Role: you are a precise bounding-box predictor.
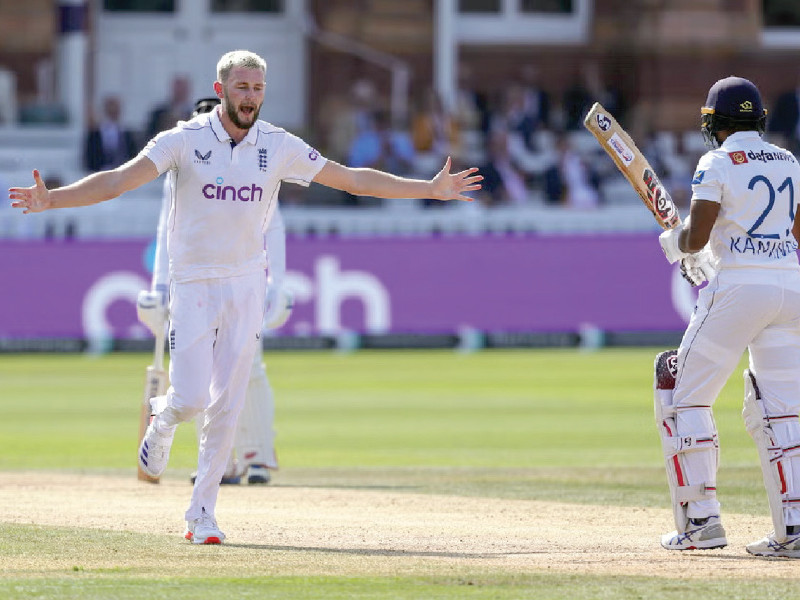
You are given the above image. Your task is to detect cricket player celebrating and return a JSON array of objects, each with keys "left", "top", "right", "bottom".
[
  {"left": 656, "top": 76, "right": 800, "bottom": 557},
  {"left": 9, "top": 50, "right": 482, "bottom": 545},
  {"left": 137, "top": 97, "right": 287, "bottom": 486}
]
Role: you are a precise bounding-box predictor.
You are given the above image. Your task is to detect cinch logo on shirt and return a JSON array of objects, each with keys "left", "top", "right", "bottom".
[
  {"left": 202, "top": 177, "right": 264, "bottom": 202},
  {"left": 728, "top": 151, "right": 748, "bottom": 165}
]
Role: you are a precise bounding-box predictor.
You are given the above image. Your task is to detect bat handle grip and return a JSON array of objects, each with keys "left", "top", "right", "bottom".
[{"left": 153, "top": 329, "right": 166, "bottom": 369}]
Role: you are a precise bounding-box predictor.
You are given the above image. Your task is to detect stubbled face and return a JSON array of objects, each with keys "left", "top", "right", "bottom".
[{"left": 220, "top": 66, "right": 265, "bottom": 130}]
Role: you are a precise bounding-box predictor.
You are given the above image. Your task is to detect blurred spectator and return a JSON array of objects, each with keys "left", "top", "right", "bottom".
[
  {"left": 411, "top": 88, "right": 462, "bottom": 190},
  {"left": 348, "top": 111, "right": 415, "bottom": 175},
  {"left": 84, "top": 95, "right": 138, "bottom": 172},
  {"left": 412, "top": 88, "right": 460, "bottom": 172},
  {"left": 491, "top": 84, "right": 538, "bottom": 151},
  {"left": 145, "top": 75, "right": 192, "bottom": 141},
  {"left": 642, "top": 130, "right": 692, "bottom": 212},
  {"left": 562, "top": 71, "right": 592, "bottom": 131},
  {"left": 519, "top": 64, "right": 551, "bottom": 133},
  {"left": 544, "top": 133, "right": 600, "bottom": 209},
  {"left": 562, "top": 61, "right": 624, "bottom": 130},
  {"left": 768, "top": 77, "right": 800, "bottom": 153},
  {"left": 349, "top": 79, "right": 380, "bottom": 136},
  {"left": 478, "top": 129, "right": 529, "bottom": 207},
  {"left": 454, "top": 62, "right": 483, "bottom": 132},
  {"left": 484, "top": 78, "right": 559, "bottom": 189},
  {"left": 323, "top": 79, "right": 379, "bottom": 164},
  {"left": 346, "top": 111, "right": 415, "bottom": 206},
  {"left": 317, "top": 94, "right": 352, "bottom": 163}
]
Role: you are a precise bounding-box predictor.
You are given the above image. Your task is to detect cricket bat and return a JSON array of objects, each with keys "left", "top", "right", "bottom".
[
  {"left": 138, "top": 328, "right": 167, "bottom": 483},
  {"left": 583, "top": 102, "right": 681, "bottom": 230}
]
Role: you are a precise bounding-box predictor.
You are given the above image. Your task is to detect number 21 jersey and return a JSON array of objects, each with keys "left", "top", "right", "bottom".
[{"left": 692, "top": 130, "right": 800, "bottom": 274}]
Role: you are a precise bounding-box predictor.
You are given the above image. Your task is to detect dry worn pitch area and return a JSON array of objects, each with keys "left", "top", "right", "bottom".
[{"left": 2, "top": 471, "right": 799, "bottom": 578}]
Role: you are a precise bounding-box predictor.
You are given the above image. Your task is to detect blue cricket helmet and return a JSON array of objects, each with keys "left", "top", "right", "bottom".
[{"left": 701, "top": 76, "right": 767, "bottom": 149}]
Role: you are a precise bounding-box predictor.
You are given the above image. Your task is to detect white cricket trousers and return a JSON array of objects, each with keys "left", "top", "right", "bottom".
[
  {"left": 674, "top": 268, "right": 800, "bottom": 522},
  {"left": 158, "top": 271, "right": 266, "bottom": 522}
]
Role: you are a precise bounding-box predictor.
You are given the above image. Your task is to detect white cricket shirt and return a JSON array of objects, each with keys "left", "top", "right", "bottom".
[
  {"left": 141, "top": 108, "right": 326, "bottom": 283},
  {"left": 692, "top": 131, "right": 800, "bottom": 274}
]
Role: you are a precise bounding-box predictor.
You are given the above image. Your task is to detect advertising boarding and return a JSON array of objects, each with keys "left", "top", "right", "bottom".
[{"left": 1, "top": 235, "right": 692, "bottom": 344}]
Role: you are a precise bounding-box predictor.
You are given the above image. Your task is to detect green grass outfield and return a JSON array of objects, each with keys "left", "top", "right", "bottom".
[{"left": 0, "top": 348, "right": 792, "bottom": 599}]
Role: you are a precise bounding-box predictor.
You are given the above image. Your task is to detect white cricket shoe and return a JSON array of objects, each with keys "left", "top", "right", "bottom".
[
  {"left": 661, "top": 516, "right": 727, "bottom": 550},
  {"left": 185, "top": 509, "right": 226, "bottom": 545},
  {"left": 746, "top": 532, "right": 800, "bottom": 558},
  {"left": 137, "top": 420, "right": 175, "bottom": 478},
  {"left": 246, "top": 464, "right": 271, "bottom": 485}
]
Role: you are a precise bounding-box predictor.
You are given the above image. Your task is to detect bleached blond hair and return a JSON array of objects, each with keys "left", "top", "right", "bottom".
[{"left": 216, "top": 50, "right": 267, "bottom": 84}]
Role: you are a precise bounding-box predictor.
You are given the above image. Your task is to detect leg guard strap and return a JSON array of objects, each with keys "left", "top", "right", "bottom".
[
  {"left": 660, "top": 426, "right": 719, "bottom": 456},
  {"left": 674, "top": 482, "right": 718, "bottom": 504}
]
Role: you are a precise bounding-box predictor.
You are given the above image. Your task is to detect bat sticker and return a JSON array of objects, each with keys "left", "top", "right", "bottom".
[
  {"left": 596, "top": 113, "right": 611, "bottom": 132},
  {"left": 607, "top": 133, "right": 635, "bottom": 166},
  {"left": 643, "top": 168, "right": 677, "bottom": 222}
]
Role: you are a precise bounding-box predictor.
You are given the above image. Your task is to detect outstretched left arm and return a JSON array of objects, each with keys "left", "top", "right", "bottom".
[{"left": 312, "top": 156, "right": 482, "bottom": 202}]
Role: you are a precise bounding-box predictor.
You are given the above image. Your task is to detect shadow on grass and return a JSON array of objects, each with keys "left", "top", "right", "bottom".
[
  {"left": 272, "top": 483, "right": 421, "bottom": 491},
  {"left": 223, "top": 542, "right": 546, "bottom": 558}
]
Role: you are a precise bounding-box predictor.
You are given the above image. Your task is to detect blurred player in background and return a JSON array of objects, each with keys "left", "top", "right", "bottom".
[
  {"left": 137, "top": 97, "right": 290, "bottom": 486},
  {"left": 655, "top": 76, "right": 800, "bottom": 558},
  {"left": 10, "top": 50, "right": 482, "bottom": 545}
]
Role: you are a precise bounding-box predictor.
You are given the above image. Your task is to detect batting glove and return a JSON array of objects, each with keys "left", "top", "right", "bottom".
[
  {"left": 264, "top": 285, "right": 294, "bottom": 330},
  {"left": 658, "top": 226, "right": 688, "bottom": 264},
  {"left": 679, "top": 246, "right": 716, "bottom": 287},
  {"left": 136, "top": 287, "right": 168, "bottom": 337}
]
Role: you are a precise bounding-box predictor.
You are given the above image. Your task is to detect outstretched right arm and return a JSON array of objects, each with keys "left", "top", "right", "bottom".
[{"left": 9, "top": 155, "right": 160, "bottom": 214}]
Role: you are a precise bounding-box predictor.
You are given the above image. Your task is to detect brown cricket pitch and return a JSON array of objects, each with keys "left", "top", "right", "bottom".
[{"left": 1, "top": 471, "right": 798, "bottom": 579}]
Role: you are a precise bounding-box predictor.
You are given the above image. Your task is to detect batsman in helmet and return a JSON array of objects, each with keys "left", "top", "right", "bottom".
[{"left": 655, "top": 76, "right": 800, "bottom": 557}]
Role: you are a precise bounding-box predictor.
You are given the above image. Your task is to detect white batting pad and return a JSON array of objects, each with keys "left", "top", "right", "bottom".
[
  {"left": 234, "top": 354, "right": 278, "bottom": 469},
  {"left": 743, "top": 369, "right": 800, "bottom": 541},
  {"left": 654, "top": 350, "right": 719, "bottom": 533}
]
